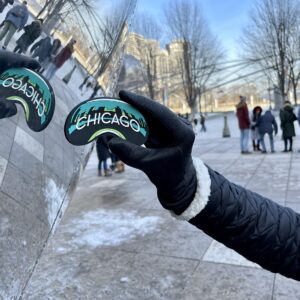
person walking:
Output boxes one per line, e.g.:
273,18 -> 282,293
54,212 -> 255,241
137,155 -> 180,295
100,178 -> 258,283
0,1 -> 28,50
280,100 -> 297,152
89,82 -> 103,99
250,106 -> 262,151
0,0 -> 14,13
13,19 -> 43,54
43,39 -> 76,81
236,95 -> 251,154
79,74 -> 91,91
256,109 -> 278,153
31,37 -> 61,73
96,136 -> 112,177
30,36 -> 52,70
200,114 -> 206,132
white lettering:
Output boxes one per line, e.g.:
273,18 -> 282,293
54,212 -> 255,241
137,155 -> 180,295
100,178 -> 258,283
119,115 -> 129,127
12,79 -> 22,90
2,77 -> 14,87
101,112 -> 111,124
76,116 -> 87,130
37,101 -> 46,117
25,85 -> 34,98
87,113 -> 98,127
111,113 -> 120,125
130,119 -> 140,132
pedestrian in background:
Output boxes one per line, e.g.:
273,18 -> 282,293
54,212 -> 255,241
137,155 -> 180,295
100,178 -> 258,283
30,36 -> 52,71
200,114 -> 206,132
0,1 -> 28,50
251,106 -> 262,151
236,95 -> 251,154
96,136 -> 112,177
44,39 -> 76,80
89,82 -> 103,99
13,19 -> 43,54
0,0 -> 14,13
257,109 -> 278,153
280,100 -> 297,152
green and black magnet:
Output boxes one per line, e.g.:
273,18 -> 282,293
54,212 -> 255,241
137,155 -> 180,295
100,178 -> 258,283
0,67 -> 55,132
64,97 -> 149,146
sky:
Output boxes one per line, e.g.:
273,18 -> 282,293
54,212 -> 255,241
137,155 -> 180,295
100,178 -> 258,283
136,0 -> 255,60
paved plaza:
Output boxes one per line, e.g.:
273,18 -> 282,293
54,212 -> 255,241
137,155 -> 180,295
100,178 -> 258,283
21,114 -> 300,299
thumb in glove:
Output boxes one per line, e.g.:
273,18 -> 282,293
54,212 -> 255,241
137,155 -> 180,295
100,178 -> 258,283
108,91 -> 197,215
0,50 -> 40,72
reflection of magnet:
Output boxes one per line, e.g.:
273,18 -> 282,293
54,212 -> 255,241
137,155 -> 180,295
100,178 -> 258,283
64,97 -> 149,146
0,67 -> 55,132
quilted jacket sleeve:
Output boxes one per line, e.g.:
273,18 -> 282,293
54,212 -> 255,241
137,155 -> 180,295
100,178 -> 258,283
180,158 -> 300,281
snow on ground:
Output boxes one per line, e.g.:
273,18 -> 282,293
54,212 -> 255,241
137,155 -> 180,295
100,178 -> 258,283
55,209 -> 163,252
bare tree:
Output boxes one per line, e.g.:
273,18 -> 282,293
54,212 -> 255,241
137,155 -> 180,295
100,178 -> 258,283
241,0 -> 300,107
131,13 -> 162,99
286,11 -> 300,105
164,0 -> 223,116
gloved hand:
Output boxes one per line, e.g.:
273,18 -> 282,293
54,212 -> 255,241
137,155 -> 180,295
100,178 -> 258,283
0,51 -> 40,119
108,91 -> 198,215
0,50 -> 40,72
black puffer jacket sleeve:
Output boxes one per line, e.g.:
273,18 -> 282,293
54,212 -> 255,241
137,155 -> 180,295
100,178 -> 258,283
189,166 -> 300,281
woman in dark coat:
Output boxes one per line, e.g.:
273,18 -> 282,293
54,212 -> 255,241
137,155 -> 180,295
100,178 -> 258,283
280,100 -> 297,152
251,106 -> 262,151
13,19 -> 43,54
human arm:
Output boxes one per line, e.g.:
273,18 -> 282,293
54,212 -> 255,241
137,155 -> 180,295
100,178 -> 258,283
30,39 -> 42,53
108,91 -> 300,281
273,116 -> 278,135
20,9 -> 28,29
0,50 -> 40,72
0,51 -> 40,118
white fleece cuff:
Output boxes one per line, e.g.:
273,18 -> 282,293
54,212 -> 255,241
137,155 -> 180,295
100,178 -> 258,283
172,157 -> 211,221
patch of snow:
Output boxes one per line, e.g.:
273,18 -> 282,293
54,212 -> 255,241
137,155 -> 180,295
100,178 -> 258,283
90,179 -> 126,189
0,279 -> 21,300
58,209 -> 163,250
43,179 -> 67,226
120,277 -> 130,284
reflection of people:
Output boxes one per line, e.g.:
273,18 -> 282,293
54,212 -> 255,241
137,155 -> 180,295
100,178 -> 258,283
0,1 -> 28,50
280,100 -> 297,152
236,95 -> 251,154
96,136 -> 112,177
44,39 -> 76,80
13,19 -> 43,54
89,82 -> 103,99
200,114 -> 206,132
79,75 -> 91,90
0,0 -> 14,13
108,91 -> 300,282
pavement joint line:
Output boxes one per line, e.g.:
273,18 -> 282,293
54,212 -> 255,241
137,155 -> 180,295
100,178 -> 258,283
284,153 -> 294,206
270,274 -> 277,300
244,153 -> 267,189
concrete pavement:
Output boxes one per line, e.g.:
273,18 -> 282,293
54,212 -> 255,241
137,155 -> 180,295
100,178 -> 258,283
23,115 -> 300,299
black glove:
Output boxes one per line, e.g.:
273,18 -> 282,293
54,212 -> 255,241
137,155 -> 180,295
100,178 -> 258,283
0,50 -> 40,73
0,51 -> 40,119
108,91 -> 198,215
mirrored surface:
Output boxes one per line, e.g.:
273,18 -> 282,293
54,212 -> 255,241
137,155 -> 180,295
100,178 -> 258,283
0,0 -> 136,297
